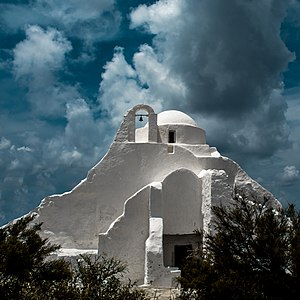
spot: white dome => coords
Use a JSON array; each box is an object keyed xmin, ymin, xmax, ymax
[{"xmin": 157, "ymin": 110, "xmax": 198, "ymax": 127}]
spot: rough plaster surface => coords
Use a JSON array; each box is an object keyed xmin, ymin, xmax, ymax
[
  {"xmin": 34, "ymin": 142, "xmax": 213, "ymax": 248},
  {"xmin": 144, "ymin": 218, "xmax": 180, "ymax": 287},
  {"xmin": 99, "ymin": 186, "xmax": 150, "ymax": 284},
  {"xmin": 145, "ymin": 218, "xmax": 165, "ymax": 286},
  {"xmin": 162, "ymin": 169, "xmax": 202, "ymax": 235},
  {"xmin": 19, "ymin": 104, "xmax": 280, "ymax": 287},
  {"xmin": 199, "ymin": 170, "xmax": 212, "ymax": 235}
]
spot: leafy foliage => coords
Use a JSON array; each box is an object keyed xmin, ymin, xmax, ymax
[
  {"xmin": 0, "ymin": 215, "xmax": 149, "ymax": 300},
  {"xmin": 0, "ymin": 214, "xmax": 73, "ymax": 299},
  {"xmin": 178, "ymin": 194, "xmax": 300, "ymax": 300},
  {"xmin": 75, "ymin": 254, "xmax": 148, "ymax": 300}
]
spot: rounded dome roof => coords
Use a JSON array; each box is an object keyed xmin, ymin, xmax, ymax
[{"xmin": 157, "ymin": 110, "xmax": 198, "ymax": 127}]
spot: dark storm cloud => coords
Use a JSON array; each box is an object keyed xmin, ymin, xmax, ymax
[
  {"xmin": 172, "ymin": 0, "xmax": 293, "ymax": 117},
  {"xmin": 130, "ymin": 0, "xmax": 295, "ymax": 158}
]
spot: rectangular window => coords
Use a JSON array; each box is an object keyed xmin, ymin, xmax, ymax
[{"xmin": 168, "ymin": 130, "xmax": 176, "ymax": 143}]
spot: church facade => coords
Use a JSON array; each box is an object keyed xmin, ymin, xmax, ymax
[{"xmin": 31, "ymin": 104, "xmax": 278, "ymax": 287}]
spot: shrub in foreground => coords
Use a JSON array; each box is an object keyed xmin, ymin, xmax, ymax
[
  {"xmin": 178, "ymin": 195, "xmax": 300, "ymax": 300},
  {"xmin": 0, "ymin": 215, "xmax": 148, "ymax": 300}
]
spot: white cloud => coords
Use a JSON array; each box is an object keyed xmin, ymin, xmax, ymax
[
  {"xmin": 130, "ymin": 0, "xmax": 181, "ymax": 34},
  {"xmin": 0, "ymin": 96, "xmax": 108, "ymax": 223},
  {"xmin": 0, "ymin": 137, "xmax": 11, "ymax": 150},
  {"xmin": 280, "ymin": 165, "xmax": 300, "ymax": 186},
  {"xmin": 64, "ymin": 98, "xmax": 104, "ymax": 157},
  {"xmin": 9, "ymin": 159, "xmax": 21, "ymax": 171},
  {"xmin": 37, "ymin": 0, "xmax": 114, "ymax": 23},
  {"xmin": 0, "ymin": 0, "xmax": 121, "ymax": 46},
  {"xmin": 17, "ymin": 146, "xmax": 33, "ymax": 152},
  {"xmin": 13, "ymin": 25, "xmax": 78, "ymax": 116},
  {"xmin": 99, "ymin": 47, "xmax": 162, "ymax": 126},
  {"xmin": 32, "ymin": 97, "xmax": 107, "ymax": 169},
  {"xmin": 13, "ymin": 25, "xmax": 72, "ymax": 80},
  {"xmin": 133, "ymin": 44, "xmax": 186, "ymax": 107},
  {"xmin": 60, "ymin": 148, "xmax": 82, "ymax": 165},
  {"xmin": 37, "ymin": 0, "xmax": 121, "ymax": 45},
  {"xmin": 29, "ymin": 84, "xmax": 81, "ymax": 117}
]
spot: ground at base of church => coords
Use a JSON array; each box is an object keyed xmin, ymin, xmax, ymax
[{"xmin": 142, "ymin": 287, "xmax": 180, "ymax": 300}]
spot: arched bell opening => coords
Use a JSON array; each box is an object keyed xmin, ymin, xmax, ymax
[
  {"xmin": 131, "ymin": 104, "xmax": 158, "ymax": 143},
  {"xmin": 135, "ymin": 109, "xmax": 150, "ymax": 143},
  {"xmin": 135, "ymin": 109, "xmax": 149, "ymax": 129},
  {"xmin": 114, "ymin": 104, "xmax": 158, "ymax": 143}
]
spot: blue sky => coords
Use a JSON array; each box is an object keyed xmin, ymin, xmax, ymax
[{"xmin": 1, "ymin": 0, "xmax": 300, "ymax": 225}]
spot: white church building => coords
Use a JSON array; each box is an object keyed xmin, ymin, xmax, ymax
[{"xmin": 31, "ymin": 104, "xmax": 277, "ymax": 287}]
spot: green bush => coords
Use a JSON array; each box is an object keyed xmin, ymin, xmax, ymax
[
  {"xmin": 74, "ymin": 254, "xmax": 148, "ymax": 300},
  {"xmin": 0, "ymin": 215, "xmax": 149, "ymax": 300},
  {"xmin": 178, "ymin": 194, "xmax": 300, "ymax": 300},
  {"xmin": 0, "ymin": 215, "xmax": 73, "ymax": 299}
]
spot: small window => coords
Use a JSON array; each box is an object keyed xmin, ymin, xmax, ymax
[{"xmin": 168, "ymin": 130, "xmax": 176, "ymax": 143}]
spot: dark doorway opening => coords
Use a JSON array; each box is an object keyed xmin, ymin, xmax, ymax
[
  {"xmin": 174, "ymin": 244, "xmax": 192, "ymax": 269},
  {"xmin": 168, "ymin": 130, "xmax": 176, "ymax": 143}
]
